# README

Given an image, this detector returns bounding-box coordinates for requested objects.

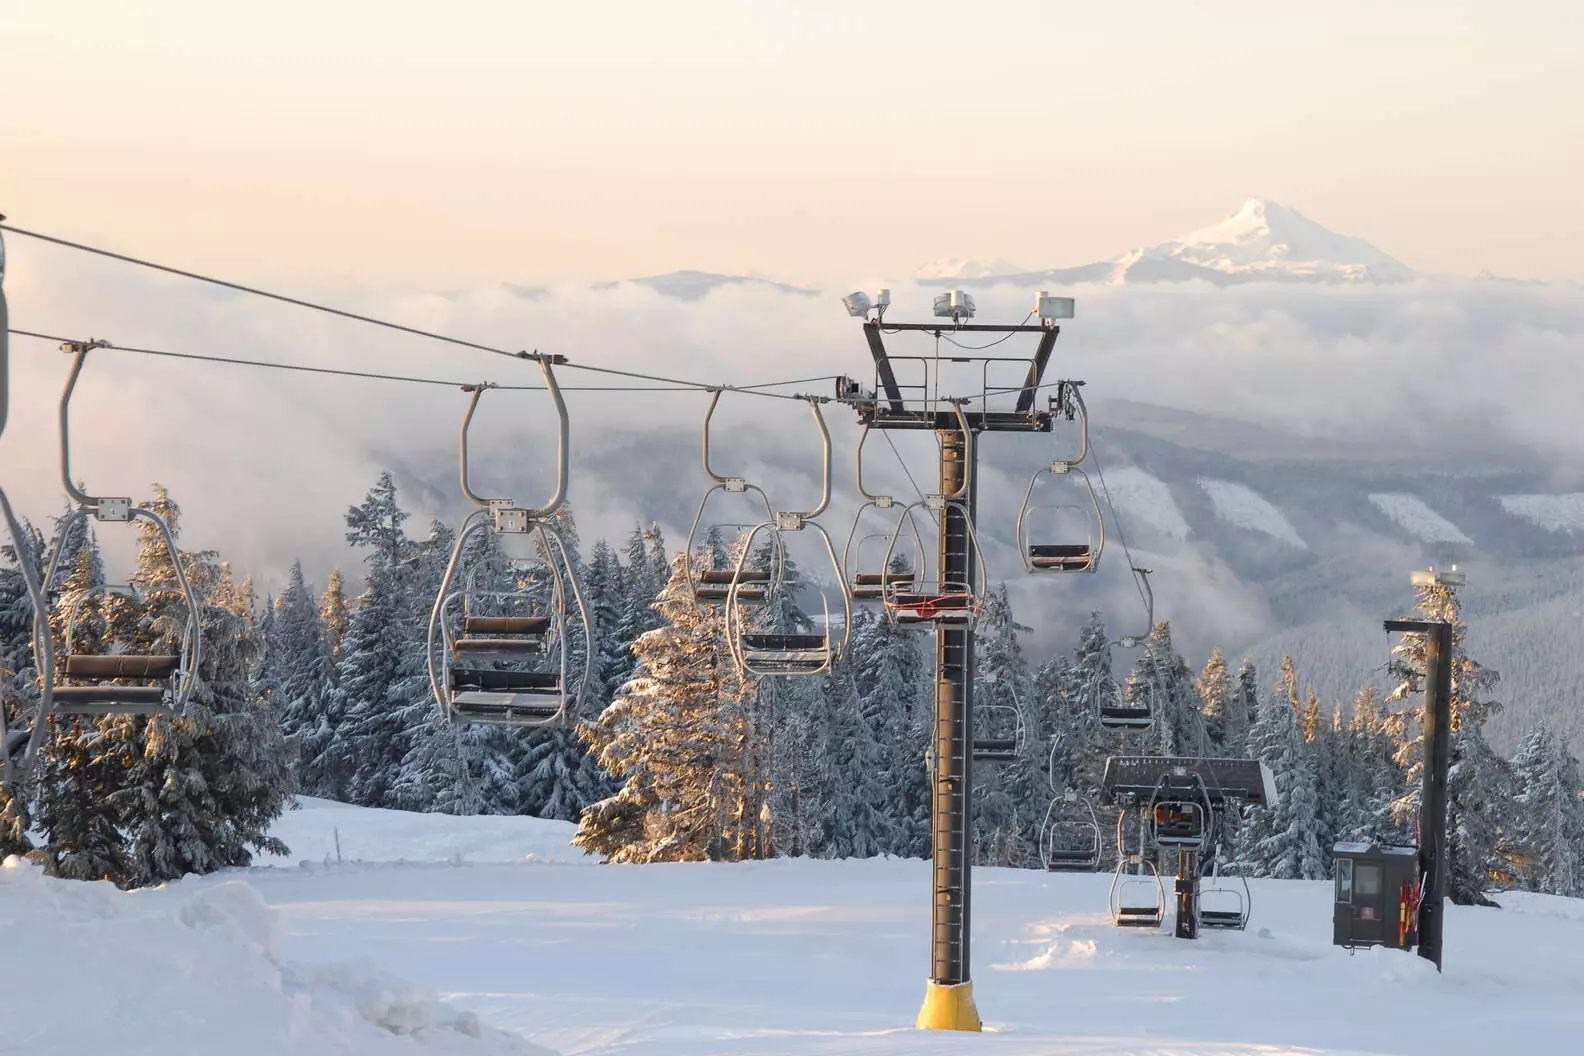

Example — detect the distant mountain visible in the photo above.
[594,270,818,301]
[923,199,1417,287]
[914,257,1026,280]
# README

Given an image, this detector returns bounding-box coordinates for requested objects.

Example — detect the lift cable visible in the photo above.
[0,222,836,403]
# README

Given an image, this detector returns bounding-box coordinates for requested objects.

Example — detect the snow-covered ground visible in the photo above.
[1499,494,1584,534]
[11,797,1584,1055]
[1197,478,1307,548]
[1367,493,1473,545]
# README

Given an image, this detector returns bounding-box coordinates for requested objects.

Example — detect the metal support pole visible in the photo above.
[1418,621,1453,972]
[1174,848,1200,940]
[916,423,982,1031]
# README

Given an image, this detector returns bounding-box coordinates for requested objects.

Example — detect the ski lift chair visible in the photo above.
[842,423,926,603]
[1199,863,1251,930]
[40,340,203,719]
[1110,853,1166,928]
[1041,789,1102,872]
[723,399,853,679]
[685,391,784,609]
[1146,771,1216,850]
[1017,384,1104,574]
[1097,672,1155,731]
[426,369,593,728]
[972,678,1028,763]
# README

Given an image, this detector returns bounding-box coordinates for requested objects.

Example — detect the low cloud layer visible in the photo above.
[3,237,1581,653]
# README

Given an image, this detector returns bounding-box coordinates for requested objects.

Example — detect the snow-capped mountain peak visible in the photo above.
[1156,198,1414,282]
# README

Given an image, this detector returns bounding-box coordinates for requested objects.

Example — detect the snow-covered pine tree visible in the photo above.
[260,560,334,790]
[30,524,139,881]
[848,599,931,859]
[1509,717,1584,897]
[321,569,349,660]
[1384,577,1513,905]
[574,551,758,862]
[113,488,292,886]
[1227,658,1259,757]
[1131,622,1205,757]
[330,473,429,808]
[1198,649,1231,753]
[1228,664,1325,879]
[1338,684,1404,844]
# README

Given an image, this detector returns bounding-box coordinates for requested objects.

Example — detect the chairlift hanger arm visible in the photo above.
[456,357,570,519]
[701,390,832,521]
[57,338,114,509]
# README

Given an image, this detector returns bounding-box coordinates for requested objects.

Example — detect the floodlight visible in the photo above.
[1036,291,1075,321]
[932,290,975,320]
[843,291,872,317]
[1410,565,1466,588]
[875,288,891,310]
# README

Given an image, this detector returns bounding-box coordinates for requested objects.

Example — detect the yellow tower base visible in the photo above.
[915,980,982,1031]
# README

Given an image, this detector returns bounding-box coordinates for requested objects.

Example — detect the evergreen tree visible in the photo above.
[574,552,759,863]
[113,488,292,885]
[1384,577,1513,905]
[1198,649,1231,752]
[260,561,334,791]
[848,602,931,859]
[1509,717,1584,897]
[1230,668,1325,879]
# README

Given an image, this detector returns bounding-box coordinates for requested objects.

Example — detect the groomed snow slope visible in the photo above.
[1367,493,1473,544]
[16,797,1584,1055]
[1197,478,1306,548]
[1499,494,1584,534]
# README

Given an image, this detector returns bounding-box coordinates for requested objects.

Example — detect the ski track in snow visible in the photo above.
[1196,479,1306,548]
[1498,494,1584,534]
[16,797,1583,1056]
[1366,493,1473,545]
[1100,467,1192,541]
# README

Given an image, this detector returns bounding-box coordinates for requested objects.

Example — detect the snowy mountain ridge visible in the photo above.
[919,198,1417,287]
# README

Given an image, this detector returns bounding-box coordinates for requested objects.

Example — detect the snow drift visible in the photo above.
[1,855,554,1056]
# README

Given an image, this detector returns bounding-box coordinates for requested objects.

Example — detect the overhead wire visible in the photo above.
[4,329,707,392]
[0,222,828,402]
[6,328,845,398]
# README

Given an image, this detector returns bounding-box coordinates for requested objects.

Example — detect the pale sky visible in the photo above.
[3,0,1581,286]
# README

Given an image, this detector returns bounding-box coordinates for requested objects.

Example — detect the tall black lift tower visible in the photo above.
[838,289,1069,1030]
[1382,564,1462,972]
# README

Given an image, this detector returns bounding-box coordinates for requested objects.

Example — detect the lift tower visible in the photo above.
[839,290,1068,1030]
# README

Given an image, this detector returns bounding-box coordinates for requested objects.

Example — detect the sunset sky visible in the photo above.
[3,0,1580,286]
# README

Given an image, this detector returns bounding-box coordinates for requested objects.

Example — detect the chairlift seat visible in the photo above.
[51,685,173,714]
[1045,850,1098,872]
[1115,908,1163,927]
[1100,705,1153,729]
[450,697,565,723]
[888,593,976,624]
[453,638,544,659]
[449,668,561,694]
[972,739,1018,762]
[695,585,767,603]
[740,633,828,651]
[1199,910,1246,929]
[64,654,179,680]
[461,615,550,636]
[700,569,773,585]
[854,572,911,586]
[1028,543,1095,571]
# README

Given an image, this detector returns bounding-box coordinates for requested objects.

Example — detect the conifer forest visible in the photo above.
[5,471,1578,905]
